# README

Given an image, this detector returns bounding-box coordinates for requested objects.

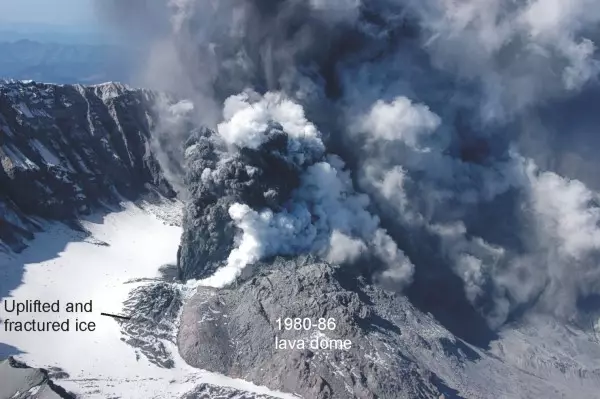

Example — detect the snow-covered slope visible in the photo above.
[0,199,294,399]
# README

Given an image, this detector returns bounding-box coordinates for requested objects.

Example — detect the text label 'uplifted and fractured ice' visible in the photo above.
[2,299,96,332]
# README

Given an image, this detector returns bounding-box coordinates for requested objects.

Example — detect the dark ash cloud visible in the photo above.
[97,0,600,331]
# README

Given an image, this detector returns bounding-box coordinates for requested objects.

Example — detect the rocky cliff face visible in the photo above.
[0,80,175,252]
[0,357,74,399]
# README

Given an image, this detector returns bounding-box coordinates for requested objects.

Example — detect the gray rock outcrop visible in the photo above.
[177,254,600,399]
[178,258,465,399]
[0,357,74,399]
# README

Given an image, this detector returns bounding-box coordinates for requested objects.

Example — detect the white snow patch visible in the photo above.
[2,145,39,171]
[26,385,41,395]
[0,117,14,137]
[31,140,61,166]
[31,108,51,118]
[15,103,34,118]
[0,203,294,399]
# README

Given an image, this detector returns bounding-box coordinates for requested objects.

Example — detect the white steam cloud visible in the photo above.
[407,0,600,119]
[199,91,414,289]
[530,169,600,258]
[358,97,441,149]
[150,97,196,194]
[326,231,367,264]
[350,85,600,326]
[218,91,325,165]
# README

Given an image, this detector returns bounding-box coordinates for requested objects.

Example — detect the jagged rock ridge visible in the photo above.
[0,356,74,399]
[0,80,175,251]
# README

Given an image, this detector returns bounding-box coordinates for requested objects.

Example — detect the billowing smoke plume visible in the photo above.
[407,0,600,120]
[190,90,413,289]
[97,0,600,331]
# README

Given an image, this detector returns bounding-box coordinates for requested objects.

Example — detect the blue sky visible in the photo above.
[0,0,97,28]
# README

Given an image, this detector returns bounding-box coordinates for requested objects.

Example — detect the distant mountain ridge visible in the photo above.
[0,40,133,84]
[0,22,113,45]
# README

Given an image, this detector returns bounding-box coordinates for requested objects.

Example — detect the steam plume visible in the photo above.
[97,0,600,329]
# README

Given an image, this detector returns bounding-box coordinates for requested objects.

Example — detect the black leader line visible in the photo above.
[100,312,131,321]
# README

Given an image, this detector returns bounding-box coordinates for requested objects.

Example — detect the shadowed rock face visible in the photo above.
[0,80,176,252]
[0,357,75,399]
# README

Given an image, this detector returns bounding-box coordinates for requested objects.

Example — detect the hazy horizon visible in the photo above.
[0,0,112,44]
[0,0,96,26]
